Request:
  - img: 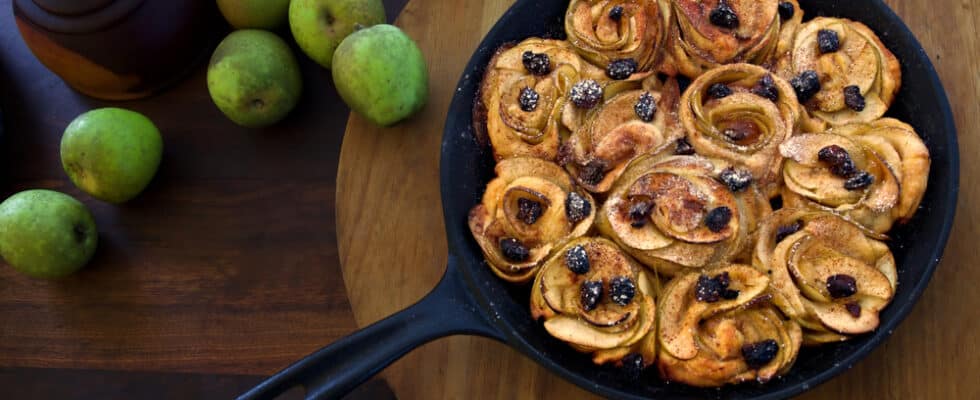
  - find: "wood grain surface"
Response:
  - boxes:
[337,0,980,399]
[0,0,406,397]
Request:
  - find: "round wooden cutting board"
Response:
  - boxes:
[337,1,977,399]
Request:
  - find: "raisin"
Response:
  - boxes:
[628,199,653,228]
[742,339,780,369]
[775,219,803,242]
[621,353,644,381]
[634,92,657,122]
[565,245,590,275]
[516,198,543,225]
[675,137,696,155]
[719,168,753,192]
[570,79,603,109]
[777,1,795,20]
[844,85,866,112]
[607,58,639,80]
[565,192,592,223]
[844,171,874,190]
[707,82,733,99]
[751,74,778,101]
[826,274,858,298]
[723,127,750,142]
[522,51,551,76]
[609,5,625,21]
[818,145,856,177]
[845,302,862,318]
[580,280,603,311]
[695,272,734,303]
[818,29,841,53]
[790,70,821,103]
[500,238,529,262]
[609,276,636,306]
[709,1,739,29]
[519,87,539,112]
[705,206,733,232]
[579,159,607,185]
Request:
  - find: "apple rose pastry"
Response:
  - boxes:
[477,38,605,161]
[531,237,658,368]
[657,264,802,386]
[667,0,788,77]
[680,63,800,196]
[564,0,672,75]
[753,209,897,344]
[770,0,804,78]
[783,17,901,128]
[560,75,682,193]
[596,149,771,277]
[779,118,930,233]
[469,157,596,283]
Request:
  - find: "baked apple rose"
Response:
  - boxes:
[680,63,800,197]
[779,118,930,234]
[560,75,683,193]
[657,264,802,386]
[565,0,672,74]
[753,210,897,344]
[783,17,901,129]
[469,157,596,283]
[531,237,658,368]
[667,0,795,77]
[477,38,606,161]
[596,149,771,277]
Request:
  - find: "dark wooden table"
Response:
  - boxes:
[0,0,406,398]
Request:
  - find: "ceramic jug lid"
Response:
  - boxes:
[14,0,146,33]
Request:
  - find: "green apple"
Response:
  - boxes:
[289,0,386,68]
[218,0,291,29]
[0,190,98,279]
[207,30,303,128]
[333,24,428,126]
[61,108,163,204]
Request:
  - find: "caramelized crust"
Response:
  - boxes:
[753,209,897,344]
[667,0,784,77]
[469,158,596,283]
[561,75,683,193]
[785,17,901,128]
[595,148,771,277]
[531,237,659,366]
[565,0,673,72]
[680,63,800,197]
[657,264,802,386]
[478,38,606,161]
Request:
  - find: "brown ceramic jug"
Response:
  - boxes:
[13,0,221,100]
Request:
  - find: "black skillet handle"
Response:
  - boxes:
[237,257,503,400]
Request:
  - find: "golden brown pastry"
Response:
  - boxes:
[531,237,658,368]
[679,63,800,196]
[667,0,787,77]
[560,75,683,193]
[783,17,901,129]
[595,148,771,277]
[770,0,804,78]
[779,118,930,233]
[469,157,596,283]
[476,38,605,161]
[753,209,897,345]
[564,0,672,74]
[657,264,802,386]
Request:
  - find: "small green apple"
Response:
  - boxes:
[218,0,291,29]
[0,190,98,279]
[289,0,386,69]
[61,108,163,204]
[207,30,303,128]
[332,24,428,126]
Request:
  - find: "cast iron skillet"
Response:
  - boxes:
[240,0,959,398]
